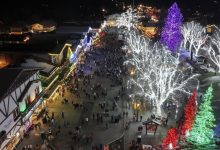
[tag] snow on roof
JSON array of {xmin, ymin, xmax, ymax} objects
[{"xmin": 21, "ymin": 59, "xmax": 55, "ymax": 74}]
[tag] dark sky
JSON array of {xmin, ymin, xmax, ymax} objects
[{"xmin": 0, "ymin": 0, "xmax": 219, "ymax": 24}]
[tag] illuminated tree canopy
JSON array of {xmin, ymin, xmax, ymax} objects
[
  {"xmin": 116, "ymin": 8, "xmax": 139, "ymax": 31},
  {"xmin": 125, "ymin": 31, "xmax": 198, "ymax": 116},
  {"xmin": 181, "ymin": 90, "xmax": 197, "ymax": 136},
  {"xmin": 162, "ymin": 128, "xmax": 178, "ymax": 149},
  {"xmin": 187, "ymin": 85, "xmax": 216, "ymax": 146},
  {"xmin": 160, "ymin": 2, "xmax": 183, "ymax": 52}
]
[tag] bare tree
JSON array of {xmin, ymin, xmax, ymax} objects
[
  {"xmin": 181, "ymin": 21, "xmax": 208, "ymax": 59},
  {"xmin": 116, "ymin": 8, "xmax": 139, "ymax": 31},
  {"xmin": 125, "ymin": 31, "xmax": 198, "ymax": 116},
  {"xmin": 206, "ymin": 32, "xmax": 220, "ymax": 73}
]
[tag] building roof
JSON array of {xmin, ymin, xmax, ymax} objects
[
  {"xmin": 21, "ymin": 59, "xmax": 56, "ymax": 76},
  {"xmin": 56, "ymin": 26, "xmax": 90, "ymax": 34},
  {"xmin": 0, "ymin": 68, "xmax": 39, "ymax": 101},
  {"xmin": 0, "ymin": 33, "xmax": 80, "ymax": 54}
]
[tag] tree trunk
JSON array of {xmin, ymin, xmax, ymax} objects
[{"xmin": 191, "ymin": 51, "xmax": 193, "ymax": 61}]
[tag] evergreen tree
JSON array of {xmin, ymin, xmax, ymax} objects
[
  {"xmin": 187, "ymin": 85, "xmax": 216, "ymax": 146},
  {"xmin": 181, "ymin": 90, "xmax": 197, "ymax": 136},
  {"xmin": 160, "ymin": 2, "xmax": 183, "ymax": 53},
  {"xmin": 162, "ymin": 128, "xmax": 178, "ymax": 149}
]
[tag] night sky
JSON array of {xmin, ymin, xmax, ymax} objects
[{"xmin": 0, "ymin": 0, "xmax": 219, "ymax": 24}]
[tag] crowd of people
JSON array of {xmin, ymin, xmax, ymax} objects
[
  {"xmin": 19, "ymin": 28, "xmax": 166, "ymax": 150},
  {"xmin": 51, "ymin": 31, "xmax": 127, "ymax": 149}
]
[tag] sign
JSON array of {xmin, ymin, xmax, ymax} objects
[
  {"xmin": 146, "ymin": 124, "xmax": 157, "ymax": 134},
  {"xmin": 143, "ymin": 119, "xmax": 159, "ymax": 135}
]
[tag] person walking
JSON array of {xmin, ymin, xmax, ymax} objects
[
  {"xmin": 105, "ymin": 122, "xmax": 108, "ymax": 129},
  {"xmin": 93, "ymin": 113, "xmax": 95, "ymax": 120},
  {"xmin": 100, "ymin": 115, "xmax": 103, "ymax": 123},
  {"xmin": 61, "ymin": 111, "xmax": 65, "ymax": 119},
  {"xmin": 52, "ymin": 112, "xmax": 54, "ymax": 119},
  {"xmin": 71, "ymin": 145, "xmax": 74, "ymax": 150}
]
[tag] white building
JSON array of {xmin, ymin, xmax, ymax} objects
[{"xmin": 0, "ymin": 68, "xmax": 43, "ymax": 150}]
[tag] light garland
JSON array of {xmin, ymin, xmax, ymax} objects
[
  {"xmin": 125, "ymin": 31, "xmax": 198, "ymax": 116},
  {"xmin": 187, "ymin": 85, "xmax": 216, "ymax": 146}
]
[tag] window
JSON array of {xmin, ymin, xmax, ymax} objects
[
  {"xmin": 0, "ymin": 131, "xmax": 6, "ymax": 145},
  {"xmin": 13, "ymin": 108, "xmax": 19, "ymax": 121},
  {"xmin": 35, "ymin": 86, "xmax": 39, "ymax": 95}
]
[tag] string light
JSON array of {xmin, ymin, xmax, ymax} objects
[
  {"xmin": 162, "ymin": 128, "xmax": 178, "ymax": 149},
  {"xmin": 160, "ymin": 2, "xmax": 183, "ymax": 53},
  {"xmin": 116, "ymin": 8, "xmax": 139, "ymax": 31},
  {"xmin": 181, "ymin": 90, "xmax": 197, "ymax": 136},
  {"xmin": 125, "ymin": 31, "xmax": 198, "ymax": 116},
  {"xmin": 187, "ymin": 85, "xmax": 216, "ymax": 146}
]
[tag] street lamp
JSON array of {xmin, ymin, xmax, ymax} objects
[
  {"xmin": 129, "ymin": 67, "xmax": 135, "ymax": 76},
  {"xmin": 133, "ymin": 100, "xmax": 140, "ymax": 122}
]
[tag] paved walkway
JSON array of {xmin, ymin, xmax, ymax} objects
[{"xmin": 17, "ymin": 34, "xmax": 182, "ymax": 150}]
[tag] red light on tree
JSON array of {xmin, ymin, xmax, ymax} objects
[
  {"xmin": 162, "ymin": 128, "xmax": 178, "ymax": 149},
  {"xmin": 181, "ymin": 89, "xmax": 197, "ymax": 136}
]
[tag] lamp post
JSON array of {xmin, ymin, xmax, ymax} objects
[{"xmin": 134, "ymin": 101, "xmax": 140, "ymax": 122}]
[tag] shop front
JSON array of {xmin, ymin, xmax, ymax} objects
[
  {"xmin": 5, "ymin": 128, "xmax": 23, "ymax": 150},
  {"xmin": 22, "ymin": 98, "xmax": 44, "ymax": 132}
]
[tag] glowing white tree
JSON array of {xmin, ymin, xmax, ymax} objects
[
  {"xmin": 206, "ymin": 32, "xmax": 220, "ymax": 72},
  {"xmin": 181, "ymin": 21, "xmax": 208, "ymax": 58},
  {"xmin": 125, "ymin": 30, "xmax": 150, "ymax": 54},
  {"xmin": 125, "ymin": 31, "xmax": 198, "ymax": 116},
  {"xmin": 116, "ymin": 8, "xmax": 139, "ymax": 31},
  {"xmin": 124, "ymin": 31, "xmax": 152, "ymax": 98},
  {"xmin": 145, "ymin": 45, "xmax": 198, "ymax": 115}
]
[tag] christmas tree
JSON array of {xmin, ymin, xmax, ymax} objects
[
  {"xmin": 160, "ymin": 2, "xmax": 183, "ymax": 53},
  {"xmin": 181, "ymin": 90, "xmax": 197, "ymax": 136},
  {"xmin": 187, "ymin": 85, "xmax": 216, "ymax": 146},
  {"xmin": 162, "ymin": 128, "xmax": 178, "ymax": 149}
]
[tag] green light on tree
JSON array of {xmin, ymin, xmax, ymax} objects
[{"xmin": 187, "ymin": 85, "xmax": 216, "ymax": 146}]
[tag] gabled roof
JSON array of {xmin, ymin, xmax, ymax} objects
[
  {"xmin": 0, "ymin": 68, "xmax": 39, "ymax": 101},
  {"xmin": 21, "ymin": 59, "xmax": 56, "ymax": 76}
]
